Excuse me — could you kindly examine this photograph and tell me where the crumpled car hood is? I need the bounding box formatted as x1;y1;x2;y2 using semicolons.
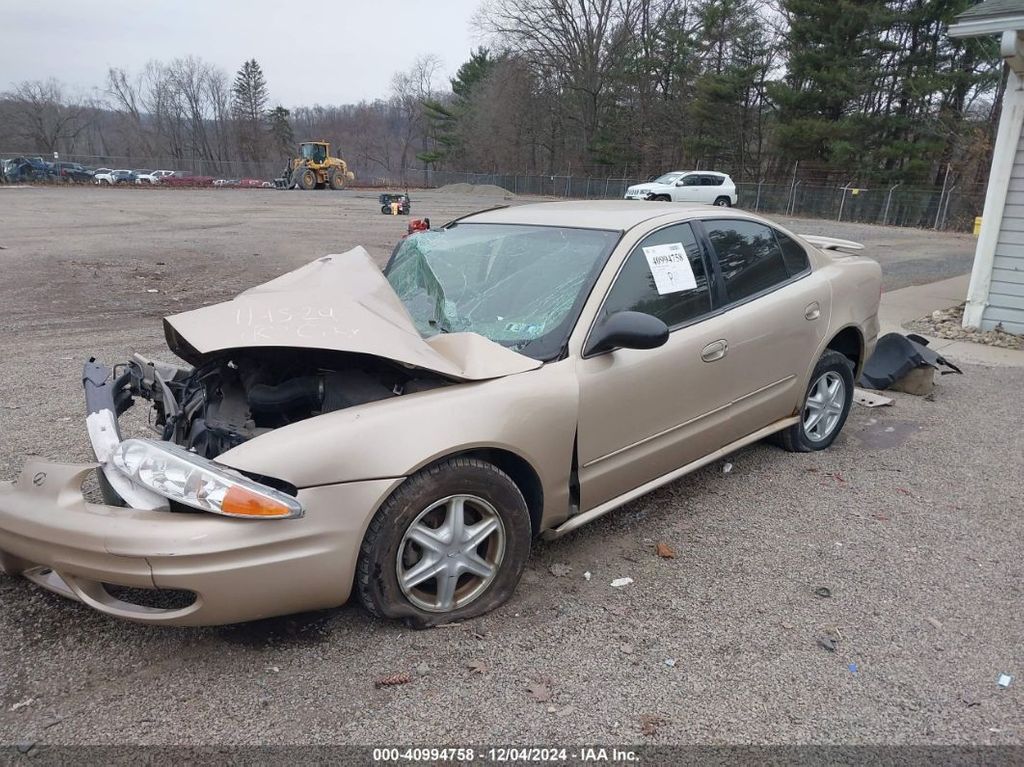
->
163;247;542;381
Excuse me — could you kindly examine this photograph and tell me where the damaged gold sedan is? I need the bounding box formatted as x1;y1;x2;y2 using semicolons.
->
0;202;881;627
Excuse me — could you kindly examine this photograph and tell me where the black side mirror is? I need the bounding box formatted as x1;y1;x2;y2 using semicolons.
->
585;311;669;356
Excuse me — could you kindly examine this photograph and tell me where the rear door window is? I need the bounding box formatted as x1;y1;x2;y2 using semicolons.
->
704;220;793;303
601;223;712;329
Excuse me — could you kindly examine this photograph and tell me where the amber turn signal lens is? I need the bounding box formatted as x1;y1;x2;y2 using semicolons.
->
221;485;294;518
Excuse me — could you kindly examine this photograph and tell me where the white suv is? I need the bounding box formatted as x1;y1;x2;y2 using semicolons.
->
625;171;737;206
136;170;175;185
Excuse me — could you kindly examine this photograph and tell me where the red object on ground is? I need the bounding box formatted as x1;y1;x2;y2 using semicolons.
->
162;175;215;187
407;217;431;235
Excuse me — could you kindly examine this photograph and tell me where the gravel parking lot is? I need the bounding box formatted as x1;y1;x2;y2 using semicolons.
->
0;187;1019;747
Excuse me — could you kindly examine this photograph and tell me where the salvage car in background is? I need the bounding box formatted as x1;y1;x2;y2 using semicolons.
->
625;170;738;207
94;169;136;185
55;162;94;183
135;170;175;184
2;156;56;183
0;202;880;627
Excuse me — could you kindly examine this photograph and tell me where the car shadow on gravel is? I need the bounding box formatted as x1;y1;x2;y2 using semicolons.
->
215;607;354;648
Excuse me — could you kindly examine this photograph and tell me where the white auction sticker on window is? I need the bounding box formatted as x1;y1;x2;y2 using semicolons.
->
642;242;697;295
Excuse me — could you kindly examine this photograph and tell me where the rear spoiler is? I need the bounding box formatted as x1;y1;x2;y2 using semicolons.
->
800;235;864;252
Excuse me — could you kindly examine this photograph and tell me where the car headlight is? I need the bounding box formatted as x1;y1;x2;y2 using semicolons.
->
112;438;303;519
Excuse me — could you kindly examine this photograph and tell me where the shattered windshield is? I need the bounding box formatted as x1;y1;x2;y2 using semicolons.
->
386;223;619;361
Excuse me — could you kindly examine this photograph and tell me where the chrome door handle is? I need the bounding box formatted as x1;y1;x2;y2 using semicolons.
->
701;339;728;362
804;302;821;320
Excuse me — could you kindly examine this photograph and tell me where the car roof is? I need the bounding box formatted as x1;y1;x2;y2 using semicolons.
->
677;170;728;177
461;200;714;231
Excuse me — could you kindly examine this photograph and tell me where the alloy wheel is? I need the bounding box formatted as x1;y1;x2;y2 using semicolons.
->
396;494;506;613
802;371;846;442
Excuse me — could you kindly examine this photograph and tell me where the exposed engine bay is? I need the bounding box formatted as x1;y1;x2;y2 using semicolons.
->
117;350;448;460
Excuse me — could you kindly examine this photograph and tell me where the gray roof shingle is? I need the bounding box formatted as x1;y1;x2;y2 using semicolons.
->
957;0;1024;22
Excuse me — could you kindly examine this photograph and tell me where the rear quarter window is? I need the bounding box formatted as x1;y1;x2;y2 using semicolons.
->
775;230;811;275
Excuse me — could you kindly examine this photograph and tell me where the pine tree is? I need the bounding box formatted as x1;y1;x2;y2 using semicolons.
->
232;59;269;161
684;0;767;173
452;48;495;104
418;48;497;168
768;0;886;166
267;106;293;158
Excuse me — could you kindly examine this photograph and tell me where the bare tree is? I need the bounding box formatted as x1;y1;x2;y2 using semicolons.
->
107;67;153;156
3;79;93;154
390;54;444;177
478;0;639;162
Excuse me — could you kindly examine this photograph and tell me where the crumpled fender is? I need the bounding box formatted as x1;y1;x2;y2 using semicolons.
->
215;360;580;528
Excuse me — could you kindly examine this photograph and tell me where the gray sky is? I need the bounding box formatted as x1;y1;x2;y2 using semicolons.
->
0;0;484;106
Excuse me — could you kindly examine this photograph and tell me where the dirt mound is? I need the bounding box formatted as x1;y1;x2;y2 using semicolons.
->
436;182;514;198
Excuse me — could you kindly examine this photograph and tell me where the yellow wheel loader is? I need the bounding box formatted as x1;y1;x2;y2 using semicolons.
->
277;141;355;190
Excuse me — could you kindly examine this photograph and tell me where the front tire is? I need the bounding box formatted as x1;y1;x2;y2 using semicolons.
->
356;458;531;628
293;168;316;190
774;350;854;452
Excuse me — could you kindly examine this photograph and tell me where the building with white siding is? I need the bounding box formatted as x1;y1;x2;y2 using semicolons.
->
949;0;1024;334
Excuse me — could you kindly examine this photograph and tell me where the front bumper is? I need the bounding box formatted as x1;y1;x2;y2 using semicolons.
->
0;460;401;626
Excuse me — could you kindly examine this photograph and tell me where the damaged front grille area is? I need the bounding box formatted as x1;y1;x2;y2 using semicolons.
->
118;348;449;460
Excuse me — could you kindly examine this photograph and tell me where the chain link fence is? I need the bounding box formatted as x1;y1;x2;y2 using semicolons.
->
2;150;983;232
412;168;983;232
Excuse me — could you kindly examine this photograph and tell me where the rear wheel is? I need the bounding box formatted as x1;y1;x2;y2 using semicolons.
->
328;168;346;190
774;350;854;452
356;458;531;628
713;196;731;207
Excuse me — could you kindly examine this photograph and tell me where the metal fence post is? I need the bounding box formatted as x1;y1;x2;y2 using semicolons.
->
787;181;802;215
754;180;763;212
934;163;951;230
881;182;902;226
940;185;957;230
837;182;853;222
